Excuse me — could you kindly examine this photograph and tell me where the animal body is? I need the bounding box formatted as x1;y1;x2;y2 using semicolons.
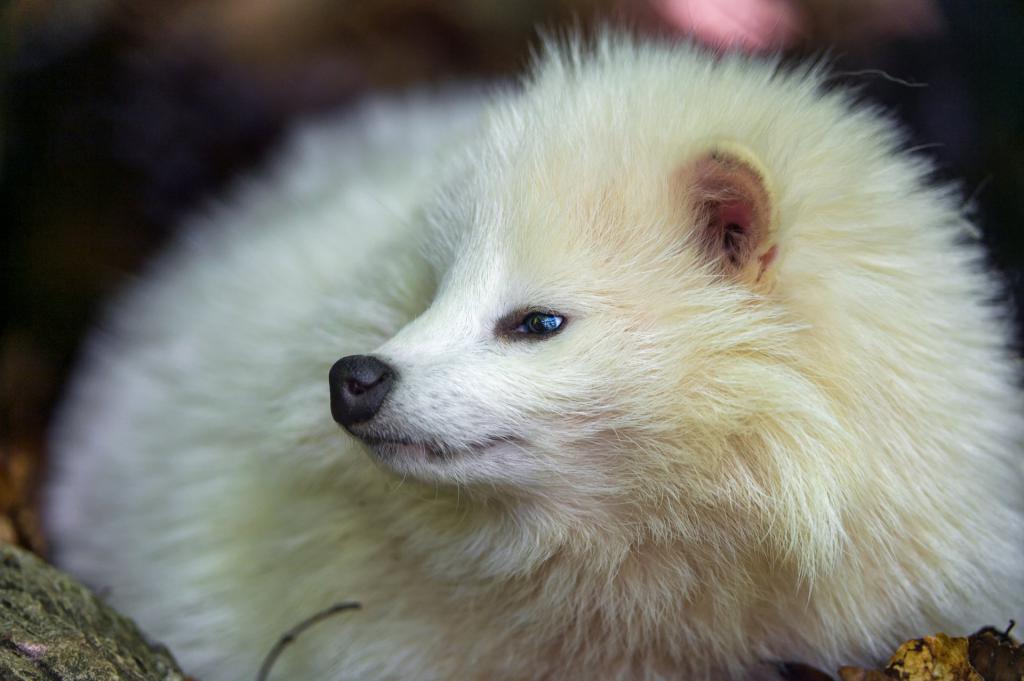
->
46;34;1024;681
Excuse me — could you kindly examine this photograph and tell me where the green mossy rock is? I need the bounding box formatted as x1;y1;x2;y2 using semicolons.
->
0;542;189;681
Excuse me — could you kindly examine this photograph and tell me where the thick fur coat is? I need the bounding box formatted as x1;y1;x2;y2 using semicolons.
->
47;35;1024;681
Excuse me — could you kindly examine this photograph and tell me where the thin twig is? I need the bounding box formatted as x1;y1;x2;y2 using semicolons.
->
829;69;928;88
255;601;361;681
965;174;993;210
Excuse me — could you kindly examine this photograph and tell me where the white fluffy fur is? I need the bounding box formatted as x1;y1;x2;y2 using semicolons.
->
46;35;1024;681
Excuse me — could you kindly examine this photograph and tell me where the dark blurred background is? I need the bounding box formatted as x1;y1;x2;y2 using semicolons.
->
2;0;1023;555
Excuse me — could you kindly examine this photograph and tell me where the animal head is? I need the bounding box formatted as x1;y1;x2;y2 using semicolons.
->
332;133;787;489
326;38;992;581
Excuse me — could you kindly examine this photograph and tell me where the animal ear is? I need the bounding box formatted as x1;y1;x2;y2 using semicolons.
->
674;144;778;290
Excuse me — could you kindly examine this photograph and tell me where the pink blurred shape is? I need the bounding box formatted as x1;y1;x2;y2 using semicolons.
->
653;0;803;51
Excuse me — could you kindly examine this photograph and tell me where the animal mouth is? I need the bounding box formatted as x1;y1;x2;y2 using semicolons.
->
362;435;445;459
354;431;515;461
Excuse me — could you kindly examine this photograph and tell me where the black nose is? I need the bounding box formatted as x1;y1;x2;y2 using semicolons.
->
329;355;396;427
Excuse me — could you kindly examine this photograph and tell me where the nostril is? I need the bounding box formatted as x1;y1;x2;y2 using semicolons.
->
345;368;391;394
344;370;391;398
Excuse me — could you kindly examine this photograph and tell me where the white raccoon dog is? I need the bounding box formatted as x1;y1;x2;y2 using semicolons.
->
46;35;1024;681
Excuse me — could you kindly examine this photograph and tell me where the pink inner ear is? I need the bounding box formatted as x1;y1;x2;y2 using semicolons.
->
710;201;756;266
681;151;771;275
718;202;754;233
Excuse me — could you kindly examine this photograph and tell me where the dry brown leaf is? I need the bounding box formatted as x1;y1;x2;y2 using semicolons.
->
968;624;1023;681
882;634;982;681
0;444;47;554
838;666;892;681
835;629;1020;681
780;661;839;680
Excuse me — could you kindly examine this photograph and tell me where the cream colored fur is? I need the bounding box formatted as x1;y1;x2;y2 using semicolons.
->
46;35;1024;681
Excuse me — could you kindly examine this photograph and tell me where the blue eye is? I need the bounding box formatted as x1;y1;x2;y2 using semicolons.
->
516;312;565;336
